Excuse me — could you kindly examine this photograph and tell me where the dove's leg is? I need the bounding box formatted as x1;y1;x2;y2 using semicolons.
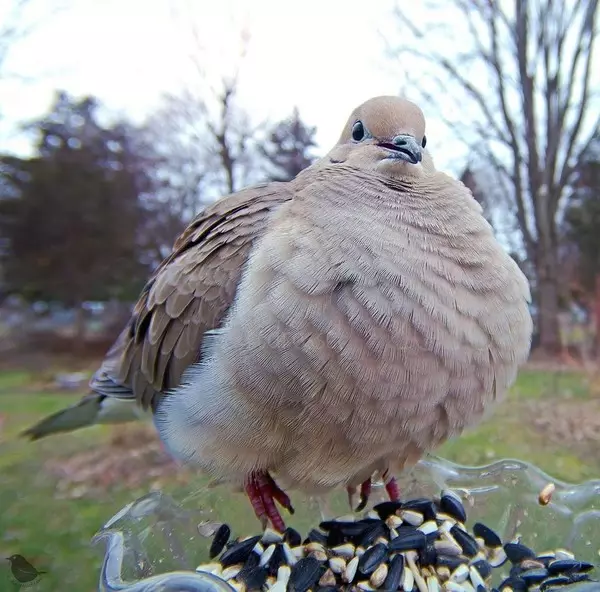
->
348;471;401;512
244;471;295;532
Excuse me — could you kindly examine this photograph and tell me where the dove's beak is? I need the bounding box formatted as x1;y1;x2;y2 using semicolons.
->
378;134;422;164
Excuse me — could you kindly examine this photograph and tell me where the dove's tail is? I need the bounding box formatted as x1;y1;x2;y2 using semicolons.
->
21;393;145;440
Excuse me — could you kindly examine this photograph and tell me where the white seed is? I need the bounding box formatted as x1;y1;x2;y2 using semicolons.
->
374;536;389;546
367;510;380;520
370;562;388;588
386;515;403;529
262;528;283;544
252;542;264;555
329;556;346;574
310;550;328;562
282;542;297;566
336;514;356;522
469;566;485;589
402;563;415;591
488;546;508;567
555;548;575;561
344;556;359;583
436;513;457;524
439;520;455;534
266;576;276;587
268;582;286;592
259;543;276;566
389;528;399;540
401;509;424;526
355;546;366;557
418;520;438;535
195;562;222;576
434;538;462;556
291;545;305;559
436;566;451;581
358;582;376;591
460;580;475;592
319;568;337;587
406;551;428;592
475;536;485;550
332;543;355;558
276;565;291;585
305;542;326;554
427;575;441;592
221;564;243;580
469;551;486;564
449;564;469;583
444;583;467;592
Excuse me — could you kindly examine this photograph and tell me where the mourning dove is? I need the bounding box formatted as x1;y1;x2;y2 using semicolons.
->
23;96;532;532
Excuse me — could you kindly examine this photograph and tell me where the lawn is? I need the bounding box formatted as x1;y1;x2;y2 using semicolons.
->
1;364;599;590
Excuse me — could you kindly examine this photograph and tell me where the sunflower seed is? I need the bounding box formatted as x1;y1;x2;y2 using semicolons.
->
407;550;428;592
435;536;463;556
221;564;243;580
489;546;508;568
554;549;576;561
332;543;356;558
383;554;404;591
440;490;467;523
386;514;403;529
238;565;268;590
358;581;376;591
209;524;232;559
427;574;441;592
220;536;261;567
450;526;480;558
449;564;470;583
401;509;425;526
547;559;595;574
196;562;223;576
318;568;336;587
444;583;469;592
282;527;301;547
329;556;346;574
344;556;359;583
281;542;297;566
373;501;403;519
402;560;415;591
306;528;328;546
468;566;485;589
470;559;491;580
262;528;283;545
389;529;427;552
504;542;536;564
472;523;502;548
370;562;389;588
288;556;322;592
358;542;388;575
259;544;276;567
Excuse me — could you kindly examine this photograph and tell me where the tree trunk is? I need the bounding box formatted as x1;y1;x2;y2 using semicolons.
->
535;244;561;354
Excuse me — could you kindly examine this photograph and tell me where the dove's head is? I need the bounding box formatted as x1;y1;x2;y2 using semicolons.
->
328;96;434;179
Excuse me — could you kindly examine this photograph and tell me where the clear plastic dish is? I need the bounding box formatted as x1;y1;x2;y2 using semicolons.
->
92;455;600;591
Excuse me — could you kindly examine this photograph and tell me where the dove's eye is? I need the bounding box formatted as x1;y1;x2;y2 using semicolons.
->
421;136;427;148
351;121;366;142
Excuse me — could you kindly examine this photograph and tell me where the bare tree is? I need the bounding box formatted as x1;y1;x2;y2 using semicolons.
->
386;0;599;353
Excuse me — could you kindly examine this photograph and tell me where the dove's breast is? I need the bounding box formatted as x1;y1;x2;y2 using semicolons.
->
156;175;532;490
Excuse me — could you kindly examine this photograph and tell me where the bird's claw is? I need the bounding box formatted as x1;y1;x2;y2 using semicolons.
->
348;471;401;512
244;471;294;533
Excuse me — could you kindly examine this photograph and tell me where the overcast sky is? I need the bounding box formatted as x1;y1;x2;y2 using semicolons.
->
0;0;465;174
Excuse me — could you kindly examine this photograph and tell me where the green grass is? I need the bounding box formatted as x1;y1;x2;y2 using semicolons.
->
0;366;599;590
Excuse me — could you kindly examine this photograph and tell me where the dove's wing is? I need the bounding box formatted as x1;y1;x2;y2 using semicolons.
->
92;182;294;412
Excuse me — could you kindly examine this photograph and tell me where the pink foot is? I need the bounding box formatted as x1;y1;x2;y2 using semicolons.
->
244;471;294;532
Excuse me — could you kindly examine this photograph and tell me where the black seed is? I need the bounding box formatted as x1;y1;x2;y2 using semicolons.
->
358;521;388;547
238;565;268;589
382;554;404;591
520;567;550;584
358;542;388;575
267;544;286;576
283;527;302;547
326;527;346;548
305;528;328;546
548;560;595;575
243;550;260;569
372;500;403;519
504;542;536;564
425;531;438;544
472;522;502;548
471;559;492;579
540;576;571;591
389;529;426;552
320;520;365;536
475;586;486;592
401;498;438;520
499;576;527;592
450;525;479;557
439;491;467;523
289;556;323;592
510;564;524;578
436;554;466;570
316;587;339;592
219;535;261;567
418;540;437;566
209;523;231;558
